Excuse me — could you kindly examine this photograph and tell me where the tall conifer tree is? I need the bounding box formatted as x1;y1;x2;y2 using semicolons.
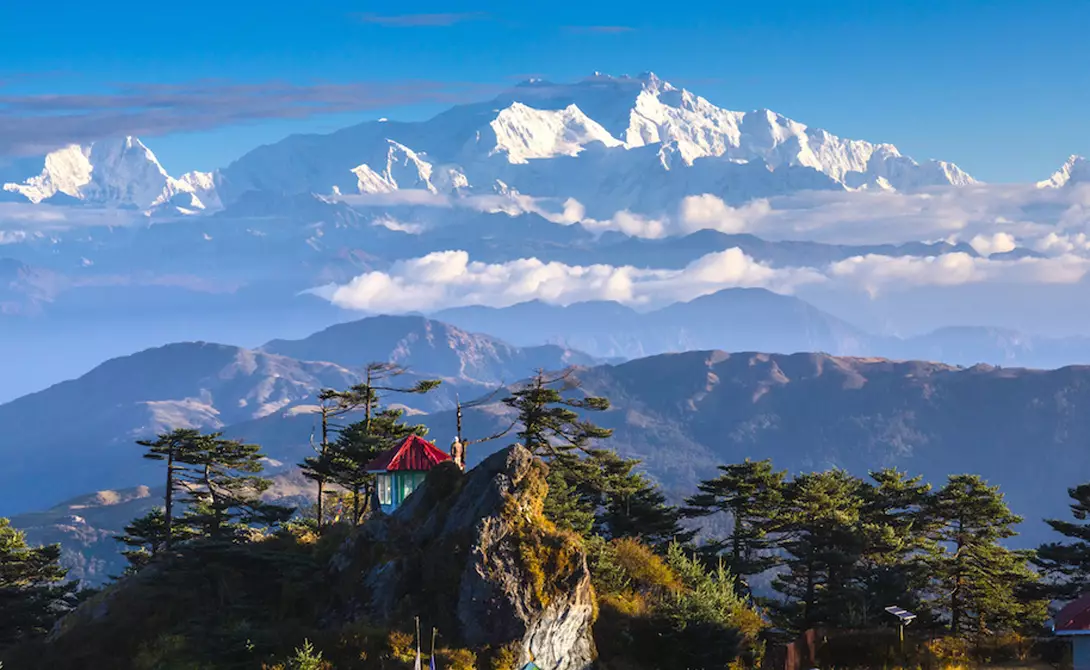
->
0;518;76;648
927;475;1045;637
683;458;786;593
1035;483;1090;600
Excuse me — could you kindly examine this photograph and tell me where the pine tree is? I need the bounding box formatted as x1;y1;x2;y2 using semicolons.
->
175;432;293;540
301;364;440;529
927;474;1045;638
772;469;868;631
855;468;936;627
683;458;786;593
502;369;613;533
587;449;693;550
113;508;168;572
301;388;369;529
0;518;76;648
503;369;611;460
326;407;429;524
1035;483;1090;600
137;428;200;551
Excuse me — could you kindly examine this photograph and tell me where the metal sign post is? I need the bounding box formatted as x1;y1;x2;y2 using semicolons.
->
884;605;917;655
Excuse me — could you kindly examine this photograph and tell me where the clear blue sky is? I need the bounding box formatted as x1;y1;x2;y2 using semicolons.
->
1;0;1086;182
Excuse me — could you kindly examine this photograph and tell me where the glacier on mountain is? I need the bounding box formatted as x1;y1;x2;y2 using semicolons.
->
1038;155;1089;188
213;72;979;215
3;73;981;217
2;137;219;212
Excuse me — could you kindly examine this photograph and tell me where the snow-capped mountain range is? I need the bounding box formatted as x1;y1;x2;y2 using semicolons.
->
1;137;219;212
2;73;985;216
1038;155;1089;188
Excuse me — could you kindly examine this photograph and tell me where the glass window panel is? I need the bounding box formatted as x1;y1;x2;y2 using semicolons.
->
378;475;392;506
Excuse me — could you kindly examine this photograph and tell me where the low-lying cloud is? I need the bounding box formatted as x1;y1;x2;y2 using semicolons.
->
314;246;1090;313
828;252;1090;298
315;248;822;312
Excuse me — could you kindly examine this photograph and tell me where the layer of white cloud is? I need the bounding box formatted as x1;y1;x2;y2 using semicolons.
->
315;247;823;312
968;233;1017;256
315;247;1090;313
828;252;1090;298
330;183;1090;257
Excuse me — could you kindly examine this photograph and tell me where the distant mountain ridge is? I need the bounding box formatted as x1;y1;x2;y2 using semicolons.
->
426;349;1090;547
1038;155;1090;188
433;287;1090;368
1;136;217;211
191;348;1090;550
0;314;593;514
217;72;976;215
2;73;978;214
261;313;597;381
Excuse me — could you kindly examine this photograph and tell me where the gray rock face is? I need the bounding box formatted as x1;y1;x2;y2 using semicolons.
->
332;445;596;670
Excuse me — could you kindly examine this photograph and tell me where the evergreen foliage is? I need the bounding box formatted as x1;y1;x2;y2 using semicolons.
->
0;518;76;649
300;363;440;528
0;374;1068;669
136;428;199;551
174;432;293;540
324;408;429;525
682;458;785;592
926;474;1047;638
772;469;868;630
1035;483;1090;599
503;369;612;460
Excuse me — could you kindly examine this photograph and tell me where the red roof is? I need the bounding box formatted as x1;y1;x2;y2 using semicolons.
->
365;435;451;472
1055;592;1090;633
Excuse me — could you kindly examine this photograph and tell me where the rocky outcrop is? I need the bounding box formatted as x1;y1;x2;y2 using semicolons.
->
332;445;596;670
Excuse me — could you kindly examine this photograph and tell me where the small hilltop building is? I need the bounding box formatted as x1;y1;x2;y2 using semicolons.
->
365;435;454;513
1053;592;1090;670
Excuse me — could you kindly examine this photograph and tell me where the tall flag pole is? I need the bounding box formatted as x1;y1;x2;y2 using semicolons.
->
431;626;438;670
414;617;422;670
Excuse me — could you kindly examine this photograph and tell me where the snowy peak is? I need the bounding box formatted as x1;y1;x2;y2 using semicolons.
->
612;80;977;188
2;136;221;211
485;102;622;163
350;140;468;194
3;145;94;204
205;72;984;216
1038;155;1090;188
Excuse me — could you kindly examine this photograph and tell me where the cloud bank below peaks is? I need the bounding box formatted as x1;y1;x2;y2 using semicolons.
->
314;248;821;312
337;182;1090;255
312;247;1090;313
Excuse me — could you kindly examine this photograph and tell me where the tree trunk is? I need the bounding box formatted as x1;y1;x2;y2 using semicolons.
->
804;557;816;629
204;463;220;538
731;504;743;571
951;517;964;636
317;407;328;529
164;446;175;551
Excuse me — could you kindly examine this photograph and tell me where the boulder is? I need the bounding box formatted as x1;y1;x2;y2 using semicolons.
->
332;445;596;670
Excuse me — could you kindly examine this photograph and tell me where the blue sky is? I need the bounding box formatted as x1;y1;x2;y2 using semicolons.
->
1;0;1087;182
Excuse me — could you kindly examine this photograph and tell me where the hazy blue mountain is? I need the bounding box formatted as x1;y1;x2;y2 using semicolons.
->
434;287;874;359
433;287;1090;369
261;313;597;382
0;315;593;514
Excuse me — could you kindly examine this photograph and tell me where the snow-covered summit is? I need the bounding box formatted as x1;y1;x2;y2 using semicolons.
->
485;103;622;162
1038;155;1089;188
216;71;977;210
6;73;982;216
2;136;220;211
